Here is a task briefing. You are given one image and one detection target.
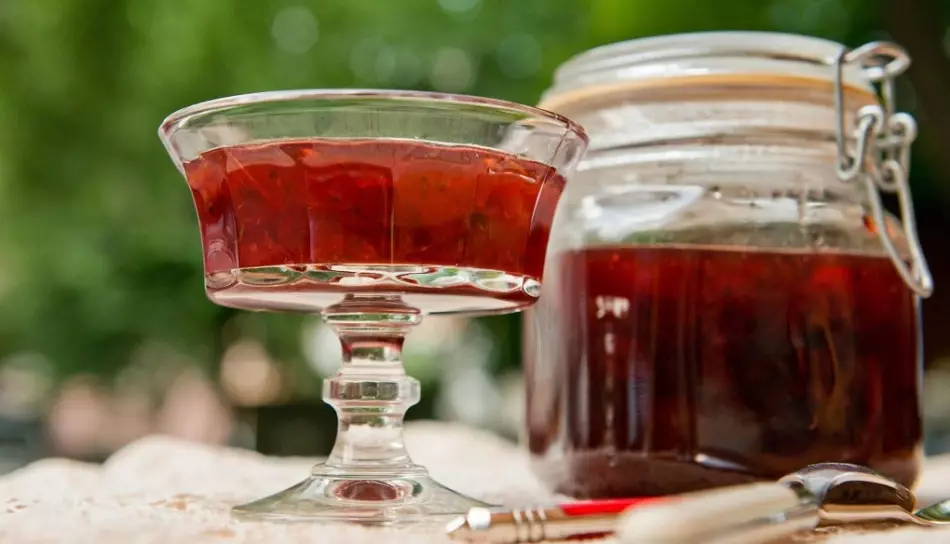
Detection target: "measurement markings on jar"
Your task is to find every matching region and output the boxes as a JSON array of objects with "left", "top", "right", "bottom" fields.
[
  {"left": 595, "top": 295, "right": 630, "bottom": 449},
  {"left": 595, "top": 295, "right": 630, "bottom": 319}
]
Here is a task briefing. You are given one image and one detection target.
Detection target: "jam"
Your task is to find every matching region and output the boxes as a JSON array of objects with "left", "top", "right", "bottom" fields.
[
  {"left": 525, "top": 245, "right": 922, "bottom": 497},
  {"left": 182, "top": 138, "right": 565, "bottom": 313}
]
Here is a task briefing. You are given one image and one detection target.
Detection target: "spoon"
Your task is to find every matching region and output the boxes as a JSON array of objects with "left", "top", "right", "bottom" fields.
[
  {"left": 780, "top": 463, "right": 950, "bottom": 526},
  {"left": 451, "top": 463, "right": 949, "bottom": 543},
  {"left": 618, "top": 463, "right": 947, "bottom": 544},
  {"left": 778, "top": 462, "right": 924, "bottom": 525},
  {"left": 912, "top": 499, "right": 950, "bottom": 524}
]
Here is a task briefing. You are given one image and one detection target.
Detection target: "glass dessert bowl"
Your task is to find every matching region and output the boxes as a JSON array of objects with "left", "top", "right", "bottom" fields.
[{"left": 158, "top": 90, "right": 587, "bottom": 524}]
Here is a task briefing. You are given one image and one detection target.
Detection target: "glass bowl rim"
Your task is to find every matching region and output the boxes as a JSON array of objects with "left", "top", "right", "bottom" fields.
[{"left": 158, "top": 88, "right": 588, "bottom": 144}]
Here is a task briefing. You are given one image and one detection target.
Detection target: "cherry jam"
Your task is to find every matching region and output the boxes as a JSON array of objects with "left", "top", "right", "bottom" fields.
[
  {"left": 182, "top": 138, "right": 565, "bottom": 313},
  {"left": 525, "top": 245, "right": 922, "bottom": 497}
]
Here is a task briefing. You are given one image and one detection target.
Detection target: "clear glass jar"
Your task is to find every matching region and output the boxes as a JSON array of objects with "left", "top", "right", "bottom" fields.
[{"left": 523, "top": 32, "right": 933, "bottom": 498}]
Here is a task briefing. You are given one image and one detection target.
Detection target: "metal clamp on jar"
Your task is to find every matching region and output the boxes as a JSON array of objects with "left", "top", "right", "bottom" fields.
[{"left": 523, "top": 32, "right": 933, "bottom": 499}]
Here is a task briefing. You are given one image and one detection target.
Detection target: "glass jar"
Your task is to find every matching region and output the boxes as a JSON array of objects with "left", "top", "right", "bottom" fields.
[{"left": 523, "top": 32, "right": 934, "bottom": 498}]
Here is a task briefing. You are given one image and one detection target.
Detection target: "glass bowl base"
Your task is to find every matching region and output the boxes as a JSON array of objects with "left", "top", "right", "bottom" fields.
[{"left": 231, "top": 464, "right": 492, "bottom": 525}]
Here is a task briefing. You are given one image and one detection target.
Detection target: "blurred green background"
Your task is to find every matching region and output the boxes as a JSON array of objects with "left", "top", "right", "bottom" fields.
[{"left": 0, "top": 0, "right": 949, "bottom": 467}]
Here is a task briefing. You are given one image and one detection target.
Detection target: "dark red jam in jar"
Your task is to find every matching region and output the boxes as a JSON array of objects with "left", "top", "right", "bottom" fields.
[
  {"left": 524, "top": 245, "right": 922, "bottom": 497},
  {"left": 524, "top": 32, "right": 932, "bottom": 497}
]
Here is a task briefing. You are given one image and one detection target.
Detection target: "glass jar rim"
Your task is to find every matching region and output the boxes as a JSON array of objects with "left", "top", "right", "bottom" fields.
[{"left": 541, "top": 31, "right": 874, "bottom": 110}]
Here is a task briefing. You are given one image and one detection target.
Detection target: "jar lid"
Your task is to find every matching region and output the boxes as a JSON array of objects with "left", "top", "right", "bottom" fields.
[{"left": 540, "top": 31, "right": 874, "bottom": 111}]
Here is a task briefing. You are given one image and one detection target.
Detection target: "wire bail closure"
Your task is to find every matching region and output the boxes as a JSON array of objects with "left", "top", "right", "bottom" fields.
[{"left": 833, "top": 42, "right": 933, "bottom": 298}]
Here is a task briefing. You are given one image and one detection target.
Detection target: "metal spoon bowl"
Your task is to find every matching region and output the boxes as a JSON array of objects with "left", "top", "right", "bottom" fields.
[
  {"left": 779, "top": 463, "right": 950, "bottom": 527},
  {"left": 779, "top": 463, "right": 923, "bottom": 525},
  {"left": 912, "top": 499, "right": 950, "bottom": 524}
]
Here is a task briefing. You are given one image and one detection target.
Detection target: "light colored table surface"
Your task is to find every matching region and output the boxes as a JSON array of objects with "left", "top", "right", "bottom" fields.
[{"left": 1, "top": 421, "right": 948, "bottom": 543}]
